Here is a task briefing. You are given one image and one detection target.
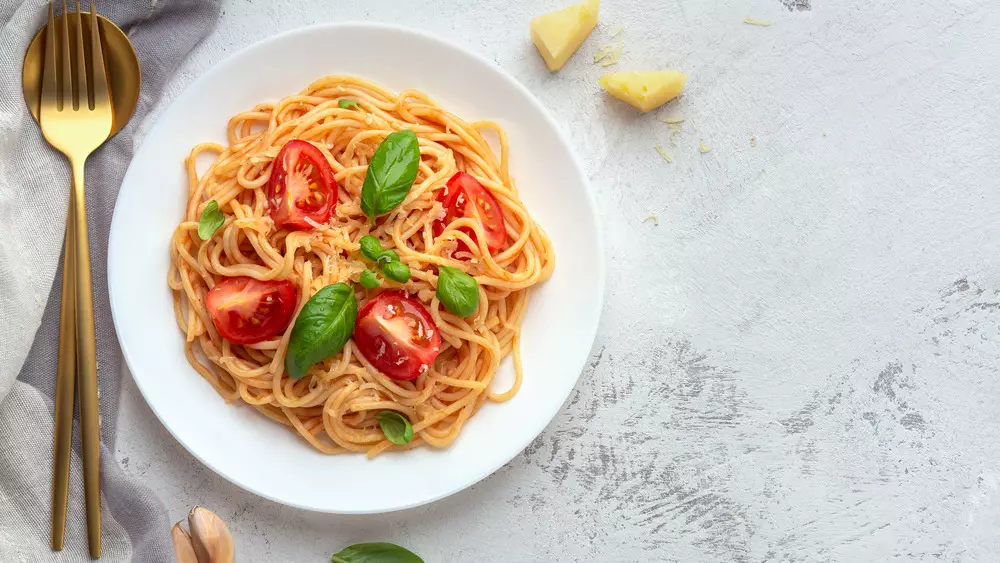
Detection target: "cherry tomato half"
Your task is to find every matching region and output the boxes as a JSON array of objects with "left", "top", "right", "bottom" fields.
[
  {"left": 206, "top": 277, "right": 298, "bottom": 345},
  {"left": 432, "top": 172, "right": 507, "bottom": 255},
  {"left": 353, "top": 292, "right": 442, "bottom": 381},
  {"left": 267, "top": 140, "right": 338, "bottom": 230}
]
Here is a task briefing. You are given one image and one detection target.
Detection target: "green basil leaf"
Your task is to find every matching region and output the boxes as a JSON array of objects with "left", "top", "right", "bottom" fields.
[
  {"left": 360, "top": 269, "right": 381, "bottom": 289},
  {"left": 376, "top": 412, "right": 414, "bottom": 445},
  {"left": 198, "top": 200, "right": 225, "bottom": 240},
  {"left": 376, "top": 249, "right": 399, "bottom": 265},
  {"left": 359, "top": 235, "right": 383, "bottom": 261},
  {"left": 285, "top": 283, "right": 357, "bottom": 380},
  {"left": 338, "top": 99, "right": 360, "bottom": 109},
  {"left": 360, "top": 130, "right": 420, "bottom": 221},
  {"left": 382, "top": 260, "right": 410, "bottom": 283},
  {"left": 436, "top": 266, "right": 479, "bottom": 317},
  {"left": 331, "top": 542, "right": 423, "bottom": 563}
]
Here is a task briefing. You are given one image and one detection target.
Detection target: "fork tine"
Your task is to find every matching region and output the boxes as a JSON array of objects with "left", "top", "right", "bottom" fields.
[
  {"left": 59, "top": 0, "right": 72, "bottom": 110},
  {"left": 42, "top": 1, "right": 57, "bottom": 108},
  {"left": 73, "top": 0, "right": 89, "bottom": 111},
  {"left": 89, "top": 0, "right": 109, "bottom": 109}
]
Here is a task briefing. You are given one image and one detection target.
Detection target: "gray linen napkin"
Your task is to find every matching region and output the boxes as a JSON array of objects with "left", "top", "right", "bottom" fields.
[{"left": 0, "top": 0, "right": 220, "bottom": 560}]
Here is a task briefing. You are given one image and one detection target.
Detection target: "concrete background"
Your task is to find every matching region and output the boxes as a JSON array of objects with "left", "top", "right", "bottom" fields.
[{"left": 116, "top": 0, "right": 1000, "bottom": 561}]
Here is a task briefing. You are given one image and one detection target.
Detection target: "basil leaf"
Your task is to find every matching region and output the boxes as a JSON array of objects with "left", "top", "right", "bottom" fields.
[
  {"left": 285, "top": 283, "right": 357, "bottom": 380},
  {"left": 331, "top": 542, "right": 423, "bottom": 563},
  {"left": 360, "top": 269, "right": 381, "bottom": 289},
  {"left": 436, "top": 266, "right": 479, "bottom": 317},
  {"left": 382, "top": 260, "right": 410, "bottom": 283},
  {"left": 198, "top": 200, "right": 225, "bottom": 240},
  {"left": 359, "top": 235, "right": 383, "bottom": 261},
  {"left": 338, "top": 99, "right": 360, "bottom": 109},
  {"left": 376, "top": 249, "right": 399, "bottom": 265},
  {"left": 360, "top": 130, "right": 420, "bottom": 221},
  {"left": 376, "top": 412, "right": 414, "bottom": 445}
]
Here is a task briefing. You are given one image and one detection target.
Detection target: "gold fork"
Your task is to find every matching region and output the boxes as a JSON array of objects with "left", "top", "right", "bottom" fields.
[{"left": 41, "top": 0, "right": 111, "bottom": 557}]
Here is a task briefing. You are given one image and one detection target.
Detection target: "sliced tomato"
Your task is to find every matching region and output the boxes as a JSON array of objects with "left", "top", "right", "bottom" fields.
[
  {"left": 267, "top": 139, "right": 338, "bottom": 230},
  {"left": 206, "top": 277, "right": 297, "bottom": 345},
  {"left": 432, "top": 172, "right": 507, "bottom": 255},
  {"left": 353, "top": 292, "right": 442, "bottom": 381}
]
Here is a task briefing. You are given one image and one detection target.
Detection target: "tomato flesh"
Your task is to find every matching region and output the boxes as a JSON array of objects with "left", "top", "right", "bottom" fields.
[
  {"left": 432, "top": 172, "right": 507, "bottom": 255},
  {"left": 353, "top": 292, "right": 442, "bottom": 381},
  {"left": 267, "top": 140, "right": 338, "bottom": 230},
  {"left": 206, "top": 277, "right": 297, "bottom": 345}
]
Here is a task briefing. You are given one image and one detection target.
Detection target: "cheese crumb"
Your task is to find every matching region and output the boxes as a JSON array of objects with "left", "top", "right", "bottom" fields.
[
  {"left": 660, "top": 116, "right": 685, "bottom": 125},
  {"left": 643, "top": 214, "right": 659, "bottom": 226},
  {"left": 654, "top": 144, "right": 673, "bottom": 163},
  {"left": 609, "top": 25, "right": 624, "bottom": 37},
  {"left": 593, "top": 43, "right": 622, "bottom": 67},
  {"left": 699, "top": 141, "right": 712, "bottom": 153},
  {"left": 670, "top": 130, "right": 681, "bottom": 146},
  {"left": 743, "top": 17, "right": 772, "bottom": 26}
]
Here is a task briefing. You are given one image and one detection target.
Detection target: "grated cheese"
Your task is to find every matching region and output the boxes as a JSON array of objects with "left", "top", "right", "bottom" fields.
[
  {"left": 593, "top": 43, "right": 622, "bottom": 67},
  {"left": 699, "top": 141, "right": 713, "bottom": 153},
  {"left": 609, "top": 25, "right": 625, "bottom": 37},
  {"left": 643, "top": 214, "right": 659, "bottom": 226},
  {"left": 660, "top": 116, "right": 685, "bottom": 125},
  {"left": 654, "top": 144, "right": 673, "bottom": 163},
  {"left": 670, "top": 130, "right": 681, "bottom": 147},
  {"left": 743, "top": 17, "right": 772, "bottom": 26}
]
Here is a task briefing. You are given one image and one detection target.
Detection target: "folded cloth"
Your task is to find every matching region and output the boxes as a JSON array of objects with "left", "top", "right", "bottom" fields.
[{"left": 0, "top": 0, "right": 220, "bottom": 560}]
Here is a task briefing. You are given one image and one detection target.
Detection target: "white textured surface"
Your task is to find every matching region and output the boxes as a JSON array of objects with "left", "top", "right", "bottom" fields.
[{"left": 116, "top": 0, "right": 1000, "bottom": 561}]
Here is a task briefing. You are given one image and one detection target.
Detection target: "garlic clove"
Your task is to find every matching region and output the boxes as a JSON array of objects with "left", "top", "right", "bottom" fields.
[
  {"left": 171, "top": 522, "right": 199, "bottom": 563},
  {"left": 187, "top": 506, "right": 235, "bottom": 563}
]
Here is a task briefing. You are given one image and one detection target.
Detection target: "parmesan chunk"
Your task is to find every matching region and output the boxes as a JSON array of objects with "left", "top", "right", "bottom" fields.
[
  {"left": 530, "top": 0, "right": 600, "bottom": 72},
  {"left": 600, "top": 70, "right": 687, "bottom": 113}
]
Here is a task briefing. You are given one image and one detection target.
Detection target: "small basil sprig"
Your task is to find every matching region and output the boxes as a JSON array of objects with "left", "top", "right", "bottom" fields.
[
  {"left": 357, "top": 236, "right": 410, "bottom": 283},
  {"left": 360, "top": 235, "right": 383, "bottom": 261},
  {"left": 376, "top": 249, "right": 399, "bottom": 266},
  {"left": 437, "top": 266, "right": 479, "bottom": 317},
  {"left": 332, "top": 542, "right": 423, "bottom": 563},
  {"left": 376, "top": 412, "right": 414, "bottom": 445},
  {"left": 338, "top": 99, "right": 360, "bottom": 109},
  {"left": 360, "top": 130, "right": 420, "bottom": 222},
  {"left": 198, "top": 200, "right": 225, "bottom": 240},
  {"left": 360, "top": 269, "right": 381, "bottom": 289},
  {"left": 382, "top": 261, "right": 410, "bottom": 283},
  {"left": 285, "top": 283, "right": 357, "bottom": 380}
]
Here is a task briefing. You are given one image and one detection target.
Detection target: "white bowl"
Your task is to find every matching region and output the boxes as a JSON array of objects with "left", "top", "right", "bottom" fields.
[{"left": 108, "top": 22, "right": 604, "bottom": 513}]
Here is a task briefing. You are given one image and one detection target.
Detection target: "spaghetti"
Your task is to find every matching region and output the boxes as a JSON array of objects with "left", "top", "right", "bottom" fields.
[{"left": 168, "top": 76, "right": 554, "bottom": 457}]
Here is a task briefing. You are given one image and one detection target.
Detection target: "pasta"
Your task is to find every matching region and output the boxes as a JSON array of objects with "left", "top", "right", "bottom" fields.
[{"left": 167, "top": 75, "right": 554, "bottom": 457}]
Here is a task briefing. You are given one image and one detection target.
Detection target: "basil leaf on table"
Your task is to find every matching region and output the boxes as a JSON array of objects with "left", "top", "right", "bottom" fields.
[
  {"left": 198, "top": 199, "right": 225, "bottom": 240},
  {"left": 285, "top": 283, "right": 357, "bottom": 380},
  {"left": 331, "top": 542, "right": 423, "bottom": 563},
  {"left": 360, "top": 269, "right": 381, "bottom": 289},
  {"left": 436, "top": 266, "right": 479, "bottom": 317},
  {"left": 338, "top": 99, "right": 360, "bottom": 109},
  {"left": 376, "top": 411, "right": 414, "bottom": 445},
  {"left": 360, "top": 130, "right": 420, "bottom": 221}
]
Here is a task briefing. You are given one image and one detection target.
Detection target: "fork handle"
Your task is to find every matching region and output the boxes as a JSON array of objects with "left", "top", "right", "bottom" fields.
[
  {"left": 51, "top": 195, "right": 76, "bottom": 551},
  {"left": 71, "top": 157, "right": 101, "bottom": 559}
]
